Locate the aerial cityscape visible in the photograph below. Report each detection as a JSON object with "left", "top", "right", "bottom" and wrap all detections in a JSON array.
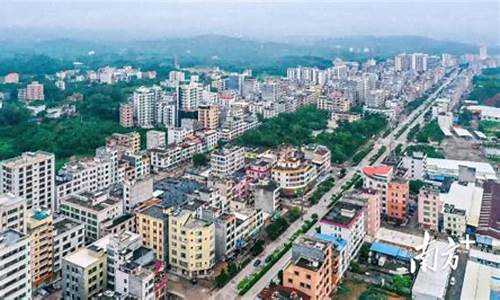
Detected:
[{"left": 0, "top": 1, "right": 498, "bottom": 300}]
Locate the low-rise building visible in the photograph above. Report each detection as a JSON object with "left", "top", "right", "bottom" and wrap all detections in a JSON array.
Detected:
[
  {"left": 402, "top": 151, "right": 427, "bottom": 180},
  {"left": 272, "top": 157, "right": 318, "bottom": 196},
  {"left": 62, "top": 245, "right": 108, "bottom": 300},
  {"left": 418, "top": 184, "right": 441, "bottom": 232},
  {"left": 210, "top": 146, "right": 245, "bottom": 177}
]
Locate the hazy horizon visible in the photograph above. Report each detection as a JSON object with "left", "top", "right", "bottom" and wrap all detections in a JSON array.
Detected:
[{"left": 0, "top": 0, "right": 498, "bottom": 46}]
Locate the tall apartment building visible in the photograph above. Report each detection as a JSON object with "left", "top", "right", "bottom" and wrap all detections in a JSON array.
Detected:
[
  {"left": 283, "top": 236, "right": 338, "bottom": 300},
  {"left": 53, "top": 218, "right": 85, "bottom": 275},
  {"left": 320, "top": 201, "right": 365, "bottom": 265},
  {"left": 59, "top": 191, "right": 123, "bottom": 242},
  {"left": 178, "top": 82, "right": 201, "bottom": 112},
  {"left": 0, "top": 193, "right": 26, "bottom": 232},
  {"left": 362, "top": 165, "right": 393, "bottom": 213},
  {"left": 122, "top": 176, "right": 153, "bottom": 213},
  {"left": 210, "top": 146, "right": 245, "bottom": 177},
  {"left": 0, "top": 229, "right": 31, "bottom": 299},
  {"left": 26, "top": 81, "right": 45, "bottom": 102},
  {"left": 386, "top": 178, "right": 409, "bottom": 223},
  {"left": 133, "top": 86, "right": 162, "bottom": 128},
  {"left": 0, "top": 151, "right": 55, "bottom": 211},
  {"left": 402, "top": 151, "right": 427, "bottom": 180},
  {"left": 146, "top": 130, "right": 166, "bottom": 150},
  {"left": 418, "top": 184, "right": 441, "bottom": 232},
  {"left": 169, "top": 70, "right": 185, "bottom": 82},
  {"left": 27, "top": 210, "right": 54, "bottom": 286},
  {"left": 394, "top": 53, "right": 412, "bottom": 72},
  {"left": 479, "top": 45, "right": 488, "bottom": 60},
  {"left": 156, "top": 100, "right": 178, "bottom": 127},
  {"left": 198, "top": 104, "right": 219, "bottom": 130},
  {"left": 119, "top": 103, "right": 134, "bottom": 128},
  {"left": 343, "top": 190, "right": 381, "bottom": 238},
  {"left": 168, "top": 209, "right": 215, "bottom": 279},
  {"left": 62, "top": 245, "right": 107, "bottom": 300},
  {"left": 136, "top": 205, "right": 169, "bottom": 262},
  {"left": 411, "top": 53, "right": 428, "bottom": 72}
]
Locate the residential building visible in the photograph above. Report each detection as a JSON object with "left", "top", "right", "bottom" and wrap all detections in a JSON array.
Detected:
[
  {"left": 386, "top": 178, "right": 409, "bottom": 223},
  {"left": 246, "top": 160, "right": 272, "bottom": 180},
  {"left": 479, "top": 45, "right": 488, "bottom": 60},
  {"left": 59, "top": 191, "right": 123, "bottom": 242},
  {"left": 234, "top": 208, "right": 264, "bottom": 248},
  {"left": 27, "top": 210, "right": 54, "bottom": 286},
  {"left": 4, "top": 72, "right": 20, "bottom": 84},
  {"left": 178, "top": 82, "right": 201, "bottom": 112},
  {"left": 283, "top": 236, "right": 338, "bottom": 300},
  {"left": 156, "top": 100, "right": 178, "bottom": 127},
  {"left": 476, "top": 181, "right": 500, "bottom": 253},
  {"left": 168, "top": 209, "right": 215, "bottom": 279},
  {"left": 53, "top": 218, "right": 85, "bottom": 275},
  {"left": 146, "top": 130, "right": 166, "bottom": 150},
  {"left": 0, "top": 193, "right": 26, "bottom": 232},
  {"left": 402, "top": 151, "right": 427, "bottom": 180},
  {"left": 443, "top": 204, "right": 467, "bottom": 237},
  {"left": 394, "top": 53, "right": 412, "bottom": 72},
  {"left": 119, "top": 103, "right": 134, "bottom": 128},
  {"left": 343, "top": 189, "right": 381, "bottom": 238},
  {"left": 167, "top": 126, "right": 193, "bottom": 145},
  {"left": 206, "top": 213, "right": 236, "bottom": 261},
  {"left": 320, "top": 201, "right": 365, "bottom": 264},
  {"left": 302, "top": 144, "right": 331, "bottom": 176},
  {"left": 106, "top": 132, "right": 141, "bottom": 159},
  {"left": 121, "top": 176, "right": 153, "bottom": 213},
  {"left": 62, "top": 245, "right": 107, "bottom": 300},
  {"left": 0, "top": 151, "right": 56, "bottom": 211},
  {"left": 0, "top": 229, "right": 31, "bottom": 299},
  {"left": 272, "top": 157, "right": 318, "bottom": 196},
  {"left": 133, "top": 86, "right": 162, "bottom": 128},
  {"left": 417, "top": 184, "right": 441, "bottom": 232},
  {"left": 317, "top": 94, "right": 351, "bottom": 112},
  {"left": 136, "top": 205, "right": 169, "bottom": 262},
  {"left": 252, "top": 180, "right": 281, "bottom": 215},
  {"left": 210, "top": 146, "right": 245, "bottom": 177},
  {"left": 26, "top": 81, "right": 44, "bottom": 102},
  {"left": 198, "top": 104, "right": 219, "bottom": 130},
  {"left": 362, "top": 165, "right": 393, "bottom": 213},
  {"left": 411, "top": 53, "right": 428, "bottom": 72}
]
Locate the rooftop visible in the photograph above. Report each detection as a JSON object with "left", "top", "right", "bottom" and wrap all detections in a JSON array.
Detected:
[
  {"left": 440, "top": 181, "right": 483, "bottom": 227},
  {"left": 32, "top": 210, "right": 49, "bottom": 221},
  {"left": 0, "top": 151, "right": 54, "bottom": 168},
  {"left": 314, "top": 233, "right": 347, "bottom": 251},
  {"left": 477, "top": 181, "right": 500, "bottom": 239},
  {"left": 320, "top": 201, "right": 363, "bottom": 227},
  {"left": 294, "top": 256, "right": 322, "bottom": 272},
  {"left": 0, "top": 229, "right": 27, "bottom": 247},
  {"left": 54, "top": 218, "right": 82, "bottom": 234},
  {"left": 154, "top": 179, "right": 203, "bottom": 208},
  {"left": 375, "top": 227, "right": 423, "bottom": 251},
  {"left": 0, "top": 193, "right": 23, "bottom": 207},
  {"left": 63, "top": 246, "right": 105, "bottom": 269},
  {"left": 362, "top": 165, "right": 393, "bottom": 177},
  {"left": 460, "top": 255, "right": 500, "bottom": 300}
]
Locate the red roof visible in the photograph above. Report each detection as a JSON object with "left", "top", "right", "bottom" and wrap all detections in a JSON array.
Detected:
[{"left": 362, "top": 165, "right": 393, "bottom": 177}]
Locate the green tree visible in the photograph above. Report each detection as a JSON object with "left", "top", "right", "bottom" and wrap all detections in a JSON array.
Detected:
[
  {"left": 392, "top": 275, "right": 412, "bottom": 292},
  {"left": 192, "top": 153, "right": 209, "bottom": 167}
]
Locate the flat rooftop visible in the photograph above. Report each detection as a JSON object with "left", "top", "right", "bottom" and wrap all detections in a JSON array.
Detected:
[
  {"left": 154, "top": 179, "right": 202, "bottom": 208},
  {"left": 477, "top": 181, "right": 500, "bottom": 239},
  {"left": 295, "top": 256, "right": 322, "bottom": 272},
  {"left": 440, "top": 182, "right": 483, "bottom": 227},
  {"left": 54, "top": 218, "right": 82, "bottom": 234},
  {"left": 375, "top": 227, "right": 423, "bottom": 251},
  {"left": 0, "top": 229, "right": 27, "bottom": 247},
  {"left": 64, "top": 247, "right": 104, "bottom": 269},
  {"left": 320, "top": 201, "right": 363, "bottom": 227},
  {"left": 0, "top": 151, "right": 53, "bottom": 168},
  {"left": 460, "top": 258, "right": 500, "bottom": 300},
  {"left": 0, "top": 193, "right": 23, "bottom": 207}
]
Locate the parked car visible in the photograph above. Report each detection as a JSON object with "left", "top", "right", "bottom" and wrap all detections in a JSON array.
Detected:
[
  {"left": 253, "top": 259, "right": 261, "bottom": 267},
  {"left": 265, "top": 255, "right": 273, "bottom": 263}
]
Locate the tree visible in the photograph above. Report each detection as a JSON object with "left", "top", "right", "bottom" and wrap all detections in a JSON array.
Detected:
[
  {"left": 250, "top": 240, "right": 264, "bottom": 256},
  {"left": 392, "top": 275, "right": 412, "bottom": 292},
  {"left": 287, "top": 207, "right": 301, "bottom": 222},
  {"left": 192, "top": 153, "right": 209, "bottom": 167},
  {"left": 410, "top": 180, "right": 425, "bottom": 195}
]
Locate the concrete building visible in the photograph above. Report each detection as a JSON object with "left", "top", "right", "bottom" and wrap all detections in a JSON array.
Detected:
[
  {"left": 105, "top": 132, "right": 141, "bottom": 159},
  {"left": 272, "top": 157, "right": 318, "bottom": 196},
  {"left": 317, "top": 94, "right": 351, "bottom": 112},
  {"left": 411, "top": 53, "right": 428, "bottom": 72},
  {"left": 133, "top": 86, "right": 162, "bottom": 128},
  {"left": 168, "top": 209, "right": 215, "bottom": 279},
  {"left": 0, "top": 193, "right": 26, "bottom": 232},
  {"left": 135, "top": 205, "right": 169, "bottom": 262},
  {"left": 198, "top": 104, "right": 219, "bottom": 130},
  {"left": 442, "top": 203, "right": 467, "bottom": 237},
  {"left": 26, "top": 81, "right": 44, "bottom": 102},
  {"left": 156, "top": 100, "right": 178, "bottom": 127},
  {"left": 0, "top": 229, "right": 31, "bottom": 299},
  {"left": 394, "top": 53, "right": 412, "bottom": 72},
  {"left": 460, "top": 249, "right": 500, "bottom": 300},
  {"left": 0, "top": 151, "right": 56, "bottom": 211},
  {"left": 320, "top": 202, "right": 365, "bottom": 264},
  {"left": 386, "top": 178, "right": 409, "bottom": 223},
  {"left": 479, "top": 45, "right": 488, "bottom": 60},
  {"left": 178, "top": 82, "right": 201, "bottom": 112},
  {"left": 27, "top": 210, "right": 54, "bottom": 287},
  {"left": 59, "top": 191, "right": 123, "bottom": 242},
  {"left": 252, "top": 180, "right": 281, "bottom": 215},
  {"left": 119, "top": 103, "right": 134, "bottom": 128},
  {"left": 4, "top": 72, "right": 19, "bottom": 84},
  {"left": 283, "top": 236, "right": 339, "bottom": 300},
  {"left": 476, "top": 181, "right": 500, "bottom": 253},
  {"left": 425, "top": 158, "right": 497, "bottom": 181},
  {"left": 343, "top": 190, "right": 381, "bottom": 238},
  {"left": 362, "top": 165, "right": 393, "bottom": 213},
  {"left": 146, "top": 130, "right": 166, "bottom": 150},
  {"left": 418, "top": 184, "right": 441, "bottom": 232},
  {"left": 62, "top": 245, "right": 107, "bottom": 300},
  {"left": 302, "top": 144, "right": 331, "bottom": 177},
  {"left": 402, "top": 151, "right": 427, "bottom": 180},
  {"left": 210, "top": 146, "right": 245, "bottom": 177},
  {"left": 53, "top": 218, "right": 85, "bottom": 275},
  {"left": 121, "top": 176, "right": 153, "bottom": 213}
]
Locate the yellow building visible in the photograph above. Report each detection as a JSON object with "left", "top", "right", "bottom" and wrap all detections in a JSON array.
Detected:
[
  {"left": 271, "top": 157, "right": 318, "bottom": 196},
  {"left": 27, "top": 210, "right": 54, "bottom": 286},
  {"left": 135, "top": 205, "right": 168, "bottom": 262},
  {"left": 168, "top": 209, "right": 215, "bottom": 279},
  {"left": 198, "top": 104, "right": 219, "bottom": 130},
  {"left": 62, "top": 245, "right": 107, "bottom": 299}
]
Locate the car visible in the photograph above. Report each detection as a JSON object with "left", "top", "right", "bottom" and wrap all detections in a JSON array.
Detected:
[
  {"left": 450, "top": 277, "right": 456, "bottom": 286},
  {"left": 253, "top": 259, "right": 261, "bottom": 267},
  {"left": 265, "top": 255, "right": 273, "bottom": 263}
]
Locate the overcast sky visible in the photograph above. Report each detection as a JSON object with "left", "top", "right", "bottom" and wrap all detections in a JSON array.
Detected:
[{"left": 1, "top": 0, "right": 498, "bottom": 45}]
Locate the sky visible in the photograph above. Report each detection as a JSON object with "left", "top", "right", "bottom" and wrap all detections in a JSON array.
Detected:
[{"left": 0, "top": 0, "right": 498, "bottom": 45}]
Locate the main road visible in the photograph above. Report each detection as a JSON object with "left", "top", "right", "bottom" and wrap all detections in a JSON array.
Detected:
[{"left": 210, "top": 68, "right": 460, "bottom": 300}]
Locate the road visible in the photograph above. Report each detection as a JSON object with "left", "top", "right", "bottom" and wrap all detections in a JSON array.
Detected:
[{"left": 210, "top": 69, "right": 460, "bottom": 300}]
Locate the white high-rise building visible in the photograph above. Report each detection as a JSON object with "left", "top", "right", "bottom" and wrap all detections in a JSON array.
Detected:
[
  {"left": 0, "top": 229, "right": 31, "bottom": 299},
  {"left": 156, "top": 101, "right": 177, "bottom": 127},
  {"left": 394, "top": 53, "right": 412, "bottom": 71},
  {"left": 133, "top": 86, "right": 163, "bottom": 128},
  {"left": 178, "top": 82, "right": 201, "bottom": 112},
  {"left": 411, "top": 53, "right": 428, "bottom": 72},
  {"left": 0, "top": 151, "right": 55, "bottom": 212},
  {"left": 479, "top": 45, "right": 488, "bottom": 60}
]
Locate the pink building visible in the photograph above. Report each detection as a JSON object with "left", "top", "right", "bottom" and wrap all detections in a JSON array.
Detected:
[
  {"left": 386, "top": 178, "right": 409, "bottom": 224},
  {"left": 26, "top": 81, "right": 44, "bottom": 102},
  {"left": 120, "top": 103, "right": 134, "bottom": 128},
  {"left": 246, "top": 160, "right": 272, "bottom": 180},
  {"left": 362, "top": 165, "right": 393, "bottom": 214},
  {"left": 343, "top": 189, "right": 381, "bottom": 238},
  {"left": 4, "top": 73, "right": 19, "bottom": 84}
]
